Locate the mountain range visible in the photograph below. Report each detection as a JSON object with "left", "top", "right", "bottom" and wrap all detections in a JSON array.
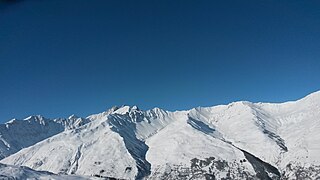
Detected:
[{"left": 0, "top": 91, "right": 319, "bottom": 179}]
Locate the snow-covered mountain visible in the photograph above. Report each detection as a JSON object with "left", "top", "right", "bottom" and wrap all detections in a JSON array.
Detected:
[{"left": 0, "top": 91, "right": 320, "bottom": 179}]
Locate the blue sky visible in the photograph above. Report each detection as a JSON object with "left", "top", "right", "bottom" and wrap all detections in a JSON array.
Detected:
[{"left": 0, "top": 0, "right": 320, "bottom": 122}]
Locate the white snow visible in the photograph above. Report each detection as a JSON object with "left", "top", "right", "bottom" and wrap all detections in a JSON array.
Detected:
[{"left": 0, "top": 90, "right": 319, "bottom": 179}]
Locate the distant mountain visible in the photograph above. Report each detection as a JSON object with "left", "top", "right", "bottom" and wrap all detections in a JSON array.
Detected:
[
  {"left": 0, "top": 91, "right": 320, "bottom": 179},
  {"left": 0, "top": 114, "right": 91, "bottom": 159}
]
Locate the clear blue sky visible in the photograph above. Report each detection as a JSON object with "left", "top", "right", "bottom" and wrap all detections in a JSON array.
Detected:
[{"left": 1, "top": 0, "right": 320, "bottom": 122}]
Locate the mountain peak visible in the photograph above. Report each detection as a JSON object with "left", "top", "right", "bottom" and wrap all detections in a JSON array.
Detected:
[
  {"left": 68, "top": 114, "right": 79, "bottom": 119},
  {"left": 112, "top": 105, "right": 141, "bottom": 115},
  {"left": 24, "top": 115, "right": 45, "bottom": 121}
]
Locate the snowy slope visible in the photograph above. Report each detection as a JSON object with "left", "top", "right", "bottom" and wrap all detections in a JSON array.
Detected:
[
  {"left": 145, "top": 110, "right": 258, "bottom": 179},
  {"left": 1, "top": 91, "right": 320, "bottom": 179},
  {"left": 256, "top": 91, "right": 320, "bottom": 178},
  {"left": 0, "top": 163, "right": 95, "bottom": 179}
]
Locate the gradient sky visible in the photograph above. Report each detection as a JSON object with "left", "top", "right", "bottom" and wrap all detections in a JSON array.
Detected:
[{"left": 1, "top": 0, "right": 320, "bottom": 122}]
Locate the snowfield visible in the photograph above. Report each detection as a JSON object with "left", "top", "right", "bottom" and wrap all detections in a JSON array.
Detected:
[{"left": 0, "top": 91, "right": 320, "bottom": 179}]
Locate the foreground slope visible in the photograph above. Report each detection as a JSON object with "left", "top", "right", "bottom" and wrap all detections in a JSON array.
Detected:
[
  {"left": 0, "top": 163, "right": 92, "bottom": 180},
  {"left": 1, "top": 91, "right": 320, "bottom": 179}
]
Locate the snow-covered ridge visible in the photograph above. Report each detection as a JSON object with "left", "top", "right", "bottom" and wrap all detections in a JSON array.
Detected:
[{"left": 0, "top": 90, "right": 319, "bottom": 179}]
